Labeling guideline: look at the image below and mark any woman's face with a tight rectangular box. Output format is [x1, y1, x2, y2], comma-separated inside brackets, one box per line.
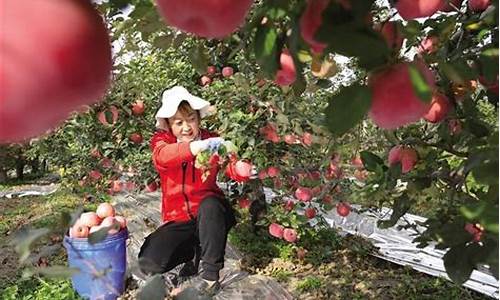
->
[167, 110, 200, 143]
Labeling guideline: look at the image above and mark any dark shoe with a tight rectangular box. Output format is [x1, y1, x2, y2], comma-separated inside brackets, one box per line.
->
[179, 260, 199, 278]
[173, 275, 221, 298]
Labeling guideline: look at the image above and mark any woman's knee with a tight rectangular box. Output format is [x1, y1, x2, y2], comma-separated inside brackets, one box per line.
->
[199, 196, 225, 214]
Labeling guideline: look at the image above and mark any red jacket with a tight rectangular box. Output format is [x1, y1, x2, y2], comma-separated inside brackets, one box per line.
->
[150, 129, 225, 223]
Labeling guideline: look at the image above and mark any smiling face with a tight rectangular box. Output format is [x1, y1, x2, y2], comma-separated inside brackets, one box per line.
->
[167, 101, 201, 143]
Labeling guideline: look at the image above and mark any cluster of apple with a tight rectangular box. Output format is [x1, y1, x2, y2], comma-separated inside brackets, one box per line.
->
[69, 203, 127, 239]
[259, 122, 314, 146]
[199, 65, 235, 87]
[96, 101, 145, 144]
[194, 139, 253, 183]
[268, 223, 298, 243]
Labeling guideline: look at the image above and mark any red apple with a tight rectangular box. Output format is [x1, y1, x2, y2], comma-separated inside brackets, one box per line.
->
[222, 66, 234, 78]
[130, 133, 143, 144]
[284, 200, 295, 212]
[258, 170, 268, 180]
[305, 207, 317, 219]
[101, 216, 119, 235]
[351, 156, 364, 169]
[296, 247, 307, 260]
[300, 0, 329, 53]
[206, 65, 217, 75]
[274, 50, 297, 86]
[200, 75, 212, 86]
[1, 0, 112, 143]
[479, 75, 499, 95]
[90, 148, 102, 158]
[70, 221, 90, 238]
[259, 122, 280, 143]
[101, 158, 113, 169]
[379, 21, 404, 50]
[146, 181, 158, 193]
[465, 223, 484, 242]
[114, 215, 127, 229]
[267, 166, 280, 178]
[400, 148, 418, 173]
[448, 119, 463, 135]
[388, 145, 418, 173]
[418, 36, 439, 54]
[325, 164, 343, 180]
[423, 93, 451, 123]
[468, 0, 491, 11]
[96, 203, 115, 219]
[368, 61, 435, 129]
[354, 169, 368, 181]
[124, 181, 136, 191]
[88, 170, 102, 181]
[284, 134, 298, 145]
[111, 180, 122, 193]
[336, 202, 351, 217]
[295, 187, 313, 202]
[225, 160, 253, 182]
[131, 100, 145, 116]
[238, 197, 251, 209]
[155, 0, 253, 38]
[301, 132, 313, 146]
[322, 195, 333, 205]
[79, 212, 101, 228]
[395, 0, 444, 20]
[98, 106, 119, 126]
[388, 145, 403, 166]
[309, 170, 322, 181]
[283, 228, 298, 243]
[268, 223, 285, 239]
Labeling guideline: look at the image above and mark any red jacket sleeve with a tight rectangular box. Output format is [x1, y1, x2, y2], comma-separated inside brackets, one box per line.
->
[150, 131, 194, 168]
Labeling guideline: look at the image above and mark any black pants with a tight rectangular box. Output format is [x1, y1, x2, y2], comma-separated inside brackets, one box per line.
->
[138, 196, 236, 281]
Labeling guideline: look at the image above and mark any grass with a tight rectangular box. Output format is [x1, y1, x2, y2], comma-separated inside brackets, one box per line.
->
[296, 276, 323, 292]
[1, 278, 80, 300]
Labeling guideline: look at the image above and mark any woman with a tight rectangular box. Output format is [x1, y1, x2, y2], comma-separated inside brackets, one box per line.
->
[138, 86, 236, 296]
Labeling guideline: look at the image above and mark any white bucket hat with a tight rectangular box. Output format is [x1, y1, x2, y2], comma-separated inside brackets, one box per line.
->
[155, 86, 211, 128]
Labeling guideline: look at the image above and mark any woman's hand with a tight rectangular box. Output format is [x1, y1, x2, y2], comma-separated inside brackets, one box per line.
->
[189, 137, 224, 156]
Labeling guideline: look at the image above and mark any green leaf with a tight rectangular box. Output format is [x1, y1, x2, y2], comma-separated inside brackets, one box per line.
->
[254, 25, 280, 77]
[408, 64, 432, 103]
[88, 226, 116, 245]
[444, 244, 475, 284]
[324, 84, 371, 136]
[439, 61, 477, 85]
[189, 42, 209, 75]
[152, 34, 173, 50]
[11, 228, 51, 262]
[436, 220, 472, 247]
[378, 194, 411, 229]
[479, 48, 499, 82]
[360, 151, 384, 172]
[473, 161, 498, 185]
[137, 274, 166, 300]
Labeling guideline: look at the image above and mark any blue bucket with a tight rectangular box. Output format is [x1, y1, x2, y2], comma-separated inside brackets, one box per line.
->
[63, 229, 128, 300]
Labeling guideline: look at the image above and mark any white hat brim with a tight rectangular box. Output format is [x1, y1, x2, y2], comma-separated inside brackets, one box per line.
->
[155, 86, 211, 128]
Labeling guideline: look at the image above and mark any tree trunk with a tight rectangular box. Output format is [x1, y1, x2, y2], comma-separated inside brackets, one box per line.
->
[30, 158, 40, 175]
[16, 159, 25, 180]
[0, 169, 7, 183]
